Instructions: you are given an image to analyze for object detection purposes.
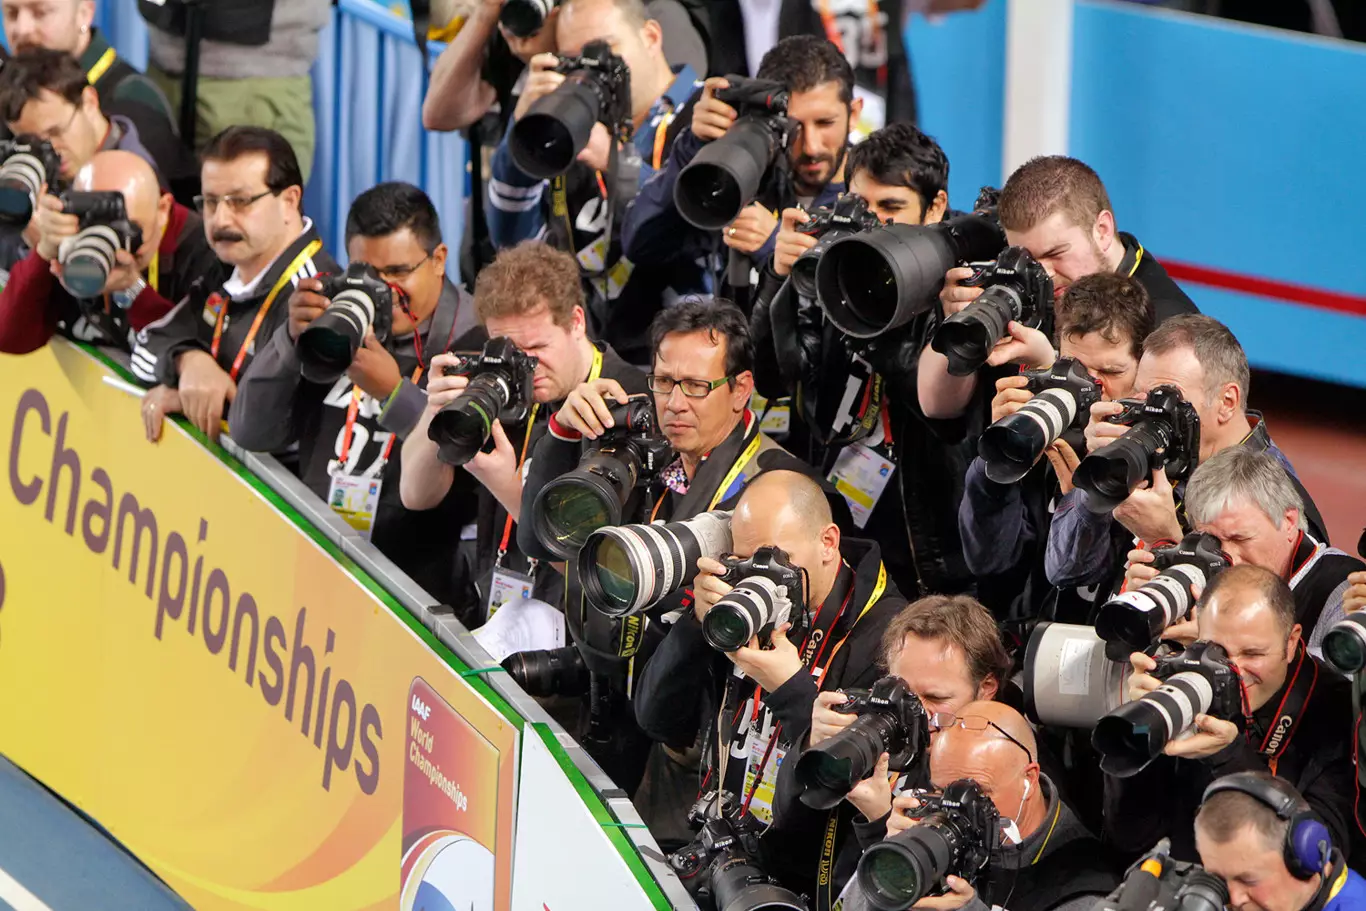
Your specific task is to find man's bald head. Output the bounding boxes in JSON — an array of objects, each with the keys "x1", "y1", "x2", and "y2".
[
  {"x1": 735, "y1": 469, "x2": 832, "y2": 532},
  {"x1": 72, "y1": 150, "x2": 172, "y2": 266},
  {"x1": 930, "y1": 701, "x2": 1045, "y2": 834},
  {"x1": 730, "y1": 470, "x2": 842, "y2": 611}
]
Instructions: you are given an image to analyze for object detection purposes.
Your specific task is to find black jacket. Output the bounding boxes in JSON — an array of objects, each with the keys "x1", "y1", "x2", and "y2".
[
  {"x1": 226, "y1": 278, "x2": 485, "y2": 609},
  {"x1": 131, "y1": 222, "x2": 335, "y2": 387},
  {"x1": 1289, "y1": 530, "x2": 1366, "y2": 658},
  {"x1": 636, "y1": 539, "x2": 905, "y2": 900},
  {"x1": 1119, "y1": 232, "x2": 1198, "y2": 323},
  {"x1": 1102, "y1": 646, "x2": 1355, "y2": 864}
]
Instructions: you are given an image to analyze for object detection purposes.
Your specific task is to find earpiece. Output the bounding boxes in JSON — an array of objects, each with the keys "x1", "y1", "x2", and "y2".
[{"x1": 1021, "y1": 779, "x2": 1031, "y2": 799}]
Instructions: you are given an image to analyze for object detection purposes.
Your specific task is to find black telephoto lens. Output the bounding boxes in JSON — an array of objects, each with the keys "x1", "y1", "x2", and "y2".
[
  {"x1": 510, "y1": 77, "x2": 601, "y2": 179},
  {"x1": 675, "y1": 117, "x2": 783, "y2": 230},
  {"x1": 859, "y1": 825, "x2": 955, "y2": 911},
  {"x1": 932, "y1": 285, "x2": 1020, "y2": 376},
  {"x1": 501, "y1": 646, "x2": 590, "y2": 698},
  {"x1": 1073, "y1": 419, "x2": 1173, "y2": 512},
  {"x1": 710, "y1": 855, "x2": 808, "y2": 911},
  {"x1": 795, "y1": 713, "x2": 898, "y2": 810},
  {"x1": 429, "y1": 372, "x2": 509, "y2": 467},
  {"x1": 531, "y1": 447, "x2": 644, "y2": 560},
  {"x1": 1175, "y1": 870, "x2": 1230, "y2": 911}
]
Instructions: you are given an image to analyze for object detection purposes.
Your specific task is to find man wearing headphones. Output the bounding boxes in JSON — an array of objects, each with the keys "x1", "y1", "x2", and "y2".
[{"x1": 1196, "y1": 771, "x2": 1366, "y2": 911}]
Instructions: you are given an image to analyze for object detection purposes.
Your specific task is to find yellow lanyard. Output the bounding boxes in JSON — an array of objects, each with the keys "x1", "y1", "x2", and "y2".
[
  {"x1": 86, "y1": 47, "x2": 117, "y2": 85},
  {"x1": 211, "y1": 240, "x2": 322, "y2": 381},
  {"x1": 149, "y1": 248, "x2": 159, "y2": 294},
  {"x1": 708, "y1": 429, "x2": 764, "y2": 510}
]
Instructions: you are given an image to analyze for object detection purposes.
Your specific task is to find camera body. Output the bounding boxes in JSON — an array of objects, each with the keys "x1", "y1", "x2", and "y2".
[
  {"x1": 703, "y1": 545, "x2": 807, "y2": 652},
  {"x1": 791, "y1": 194, "x2": 883, "y2": 298},
  {"x1": 429, "y1": 336, "x2": 539, "y2": 466},
  {"x1": 550, "y1": 39, "x2": 631, "y2": 129},
  {"x1": 978, "y1": 356, "x2": 1102, "y2": 484},
  {"x1": 714, "y1": 77, "x2": 791, "y2": 119},
  {"x1": 1095, "y1": 532, "x2": 1231, "y2": 655},
  {"x1": 313, "y1": 263, "x2": 395, "y2": 343},
  {"x1": 1074, "y1": 384, "x2": 1201, "y2": 512},
  {"x1": 931, "y1": 245, "x2": 1054, "y2": 376},
  {"x1": 671, "y1": 791, "x2": 806, "y2": 911},
  {"x1": 834, "y1": 677, "x2": 927, "y2": 772},
  {"x1": 1148, "y1": 641, "x2": 1242, "y2": 716},
  {"x1": 56, "y1": 190, "x2": 144, "y2": 299},
  {"x1": 0, "y1": 135, "x2": 61, "y2": 226},
  {"x1": 294, "y1": 262, "x2": 397, "y2": 383}
]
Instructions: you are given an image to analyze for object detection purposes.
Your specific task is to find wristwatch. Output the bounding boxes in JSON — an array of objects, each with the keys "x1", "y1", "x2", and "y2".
[{"x1": 112, "y1": 276, "x2": 148, "y2": 310}]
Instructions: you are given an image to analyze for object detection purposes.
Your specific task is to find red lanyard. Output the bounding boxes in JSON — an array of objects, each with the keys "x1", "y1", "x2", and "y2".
[{"x1": 495, "y1": 402, "x2": 541, "y2": 562}]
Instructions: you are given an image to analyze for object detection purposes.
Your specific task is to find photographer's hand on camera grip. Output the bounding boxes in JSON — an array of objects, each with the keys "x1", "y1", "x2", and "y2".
[
  {"x1": 984, "y1": 321, "x2": 1056, "y2": 371},
  {"x1": 811, "y1": 691, "x2": 859, "y2": 747},
  {"x1": 690, "y1": 77, "x2": 738, "y2": 142},
  {"x1": 345, "y1": 334, "x2": 403, "y2": 401},
  {"x1": 33, "y1": 193, "x2": 77, "y2": 262},
  {"x1": 772, "y1": 208, "x2": 814, "y2": 277},
  {"x1": 940, "y1": 266, "x2": 985, "y2": 316},
  {"x1": 990, "y1": 374, "x2": 1033, "y2": 425},
  {"x1": 556, "y1": 377, "x2": 630, "y2": 439},
  {"x1": 1083, "y1": 400, "x2": 1127, "y2": 454},
  {"x1": 1345, "y1": 572, "x2": 1366, "y2": 615},
  {"x1": 723, "y1": 203, "x2": 778, "y2": 256}
]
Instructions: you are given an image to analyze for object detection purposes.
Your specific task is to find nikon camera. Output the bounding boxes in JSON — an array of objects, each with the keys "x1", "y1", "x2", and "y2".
[
  {"x1": 0, "y1": 135, "x2": 60, "y2": 226},
  {"x1": 1073, "y1": 385, "x2": 1201, "y2": 513},
  {"x1": 795, "y1": 676, "x2": 928, "y2": 810},
  {"x1": 1095, "y1": 532, "x2": 1231, "y2": 655},
  {"x1": 670, "y1": 791, "x2": 807, "y2": 911},
  {"x1": 1093, "y1": 838, "x2": 1227, "y2": 911},
  {"x1": 856, "y1": 779, "x2": 1000, "y2": 911},
  {"x1": 675, "y1": 77, "x2": 792, "y2": 230},
  {"x1": 531, "y1": 397, "x2": 673, "y2": 560},
  {"x1": 790, "y1": 194, "x2": 883, "y2": 299},
  {"x1": 295, "y1": 262, "x2": 394, "y2": 384},
  {"x1": 978, "y1": 356, "x2": 1102, "y2": 483},
  {"x1": 930, "y1": 246, "x2": 1054, "y2": 376},
  {"x1": 56, "y1": 191, "x2": 143, "y2": 299},
  {"x1": 509, "y1": 40, "x2": 631, "y2": 179},
  {"x1": 428, "y1": 336, "x2": 538, "y2": 467}
]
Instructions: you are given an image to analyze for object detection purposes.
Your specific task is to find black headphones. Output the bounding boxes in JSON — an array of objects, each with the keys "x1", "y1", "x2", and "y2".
[{"x1": 1201, "y1": 772, "x2": 1332, "y2": 880}]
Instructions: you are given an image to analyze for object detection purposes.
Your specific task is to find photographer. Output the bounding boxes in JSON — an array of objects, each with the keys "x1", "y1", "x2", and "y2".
[
  {"x1": 133, "y1": 127, "x2": 334, "y2": 443},
  {"x1": 840, "y1": 701, "x2": 1118, "y2": 911},
  {"x1": 1196, "y1": 772, "x2": 1366, "y2": 911},
  {"x1": 400, "y1": 240, "x2": 645, "y2": 619},
  {"x1": 226, "y1": 183, "x2": 486, "y2": 610},
  {"x1": 635, "y1": 469, "x2": 904, "y2": 900},
  {"x1": 918, "y1": 155, "x2": 1197, "y2": 424},
  {"x1": 1046, "y1": 314, "x2": 1328, "y2": 597},
  {"x1": 1104, "y1": 564, "x2": 1355, "y2": 863},
  {"x1": 0, "y1": 149, "x2": 213, "y2": 354},
  {"x1": 622, "y1": 33, "x2": 860, "y2": 306},
  {"x1": 487, "y1": 0, "x2": 701, "y2": 363},
  {"x1": 752, "y1": 122, "x2": 965, "y2": 597},
  {"x1": 1123, "y1": 448, "x2": 1366, "y2": 660},
  {"x1": 960, "y1": 272, "x2": 1155, "y2": 624}
]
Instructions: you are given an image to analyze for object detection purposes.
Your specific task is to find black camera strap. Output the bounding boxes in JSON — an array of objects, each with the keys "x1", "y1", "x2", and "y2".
[{"x1": 1256, "y1": 641, "x2": 1316, "y2": 770}]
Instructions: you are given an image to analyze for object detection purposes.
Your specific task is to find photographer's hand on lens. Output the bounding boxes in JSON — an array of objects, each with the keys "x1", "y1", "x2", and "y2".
[
  {"x1": 846, "y1": 752, "x2": 894, "y2": 822},
  {"x1": 913, "y1": 875, "x2": 977, "y2": 911},
  {"x1": 141, "y1": 384, "x2": 181, "y2": 443},
  {"x1": 34, "y1": 192, "x2": 78, "y2": 262},
  {"x1": 1044, "y1": 438, "x2": 1081, "y2": 494},
  {"x1": 692, "y1": 556, "x2": 734, "y2": 623},
  {"x1": 103, "y1": 249, "x2": 144, "y2": 294},
  {"x1": 576, "y1": 122, "x2": 615, "y2": 172},
  {"x1": 729, "y1": 622, "x2": 804, "y2": 693},
  {"x1": 690, "y1": 77, "x2": 738, "y2": 142},
  {"x1": 940, "y1": 266, "x2": 985, "y2": 317},
  {"x1": 723, "y1": 203, "x2": 778, "y2": 256},
  {"x1": 176, "y1": 349, "x2": 236, "y2": 442},
  {"x1": 1083, "y1": 400, "x2": 1128, "y2": 454},
  {"x1": 811, "y1": 690, "x2": 859, "y2": 747},
  {"x1": 513, "y1": 53, "x2": 566, "y2": 121},
  {"x1": 990, "y1": 375, "x2": 1034, "y2": 425},
  {"x1": 984, "y1": 321, "x2": 1056, "y2": 370},
  {"x1": 287, "y1": 278, "x2": 330, "y2": 342},
  {"x1": 1123, "y1": 547, "x2": 1161, "y2": 590},
  {"x1": 556, "y1": 377, "x2": 631, "y2": 439},
  {"x1": 773, "y1": 207, "x2": 815, "y2": 277},
  {"x1": 346, "y1": 332, "x2": 403, "y2": 401},
  {"x1": 1113, "y1": 467, "x2": 1183, "y2": 543},
  {"x1": 887, "y1": 792, "x2": 928, "y2": 838},
  {"x1": 1162, "y1": 713, "x2": 1239, "y2": 760},
  {"x1": 464, "y1": 418, "x2": 520, "y2": 486},
  {"x1": 1343, "y1": 571, "x2": 1366, "y2": 615}
]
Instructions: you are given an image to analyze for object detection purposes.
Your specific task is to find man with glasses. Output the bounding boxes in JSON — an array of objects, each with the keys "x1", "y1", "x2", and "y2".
[
  {"x1": 0, "y1": 149, "x2": 214, "y2": 354},
  {"x1": 133, "y1": 126, "x2": 333, "y2": 443},
  {"x1": 836, "y1": 701, "x2": 1118, "y2": 911}
]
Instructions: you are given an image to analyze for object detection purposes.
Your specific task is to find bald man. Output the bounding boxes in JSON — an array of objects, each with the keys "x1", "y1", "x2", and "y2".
[
  {"x1": 0, "y1": 149, "x2": 216, "y2": 354},
  {"x1": 841, "y1": 701, "x2": 1117, "y2": 911},
  {"x1": 635, "y1": 468, "x2": 906, "y2": 900}
]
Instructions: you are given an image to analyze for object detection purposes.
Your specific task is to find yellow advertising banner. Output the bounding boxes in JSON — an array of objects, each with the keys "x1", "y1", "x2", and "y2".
[{"x1": 0, "y1": 342, "x2": 519, "y2": 910}]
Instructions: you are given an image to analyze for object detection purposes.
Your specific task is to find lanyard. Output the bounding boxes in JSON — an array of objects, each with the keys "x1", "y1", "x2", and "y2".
[
  {"x1": 708, "y1": 431, "x2": 764, "y2": 510},
  {"x1": 652, "y1": 111, "x2": 674, "y2": 170},
  {"x1": 496, "y1": 346, "x2": 604, "y2": 564},
  {"x1": 210, "y1": 239, "x2": 322, "y2": 382},
  {"x1": 149, "y1": 248, "x2": 159, "y2": 293},
  {"x1": 1257, "y1": 641, "x2": 1317, "y2": 770},
  {"x1": 86, "y1": 47, "x2": 117, "y2": 85}
]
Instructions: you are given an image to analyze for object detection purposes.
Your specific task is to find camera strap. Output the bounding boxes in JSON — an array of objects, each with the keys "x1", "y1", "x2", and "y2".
[
  {"x1": 706, "y1": 431, "x2": 765, "y2": 511},
  {"x1": 86, "y1": 47, "x2": 118, "y2": 86},
  {"x1": 1256, "y1": 640, "x2": 1316, "y2": 770},
  {"x1": 210, "y1": 239, "x2": 322, "y2": 382}
]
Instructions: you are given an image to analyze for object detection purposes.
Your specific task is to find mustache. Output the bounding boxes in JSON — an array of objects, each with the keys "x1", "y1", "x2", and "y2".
[
  {"x1": 795, "y1": 154, "x2": 833, "y2": 167},
  {"x1": 211, "y1": 230, "x2": 245, "y2": 243}
]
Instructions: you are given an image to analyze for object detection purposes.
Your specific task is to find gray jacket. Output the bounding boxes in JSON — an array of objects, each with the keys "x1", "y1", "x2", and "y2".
[{"x1": 147, "y1": 0, "x2": 332, "y2": 80}]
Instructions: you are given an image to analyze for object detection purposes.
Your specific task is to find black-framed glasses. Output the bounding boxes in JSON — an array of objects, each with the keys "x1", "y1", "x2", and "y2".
[
  {"x1": 193, "y1": 189, "x2": 275, "y2": 214},
  {"x1": 646, "y1": 374, "x2": 733, "y2": 398},
  {"x1": 928, "y1": 713, "x2": 1035, "y2": 765},
  {"x1": 36, "y1": 104, "x2": 81, "y2": 143},
  {"x1": 374, "y1": 251, "x2": 434, "y2": 281}
]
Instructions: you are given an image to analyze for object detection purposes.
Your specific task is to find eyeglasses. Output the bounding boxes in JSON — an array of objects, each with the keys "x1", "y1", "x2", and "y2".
[
  {"x1": 928, "y1": 713, "x2": 1035, "y2": 765},
  {"x1": 374, "y1": 252, "x2": 433, "y2": 281},
  {"x1": 646, "y1": 374, "x2": 733, "y2": 398},
  {"x1": 193, "y1": 189, "x2": 275, "y2": 214},
  {"x1": 36, "y1": 105, "x2": 80, "y2": 143}
]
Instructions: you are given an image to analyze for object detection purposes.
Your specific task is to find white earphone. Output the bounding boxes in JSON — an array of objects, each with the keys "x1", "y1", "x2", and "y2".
[{"x1": 1022, "y1": 779, "x2": 1031, "y2": 798}]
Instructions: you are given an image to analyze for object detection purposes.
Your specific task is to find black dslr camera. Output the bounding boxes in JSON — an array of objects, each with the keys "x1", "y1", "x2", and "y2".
[
  {"x1": 931, "y1": 245, "x2": 1054, "y2": 376},
  {"x1": 1095, "y1": 838, "x2": 1228, "y2": 911},
  {"x1": 670, "y1": 791, "x2": 808, "y2": 911},
  {"x1": 1073, "y1": 384, "x2": 1201, "y2": 512},
  {"x1": 56, "y1": 191, "x2": 144, "y2": 299},
  {"x1": 702, "y1": 545, "x2": 807, "y2": 652},
  {"x1": 429, "y1": 336, "x2": 538, "y2": 467},
  {"x1": 795, "y1": 676, "x2": 928, "y2": 810},
  {"x1": 857, "y1": 779, "x2": 1000, "y2": 910},
  {"x1": 531, "y1": 397, "x2": 674, "y2": 560},
  {"x1": 675, "y1": 76, "x2": 793, "y2": 230},
  {"x1": 295, "y1": 262, "x2": 395, "y2": 384},
  {"x1": 1096, "y1": 532, "x2": 1231, "y2": 655},
  {"x1": 0, "y1": 135, "x2": 61, "y2": 226},
  {"x1": 509, "y1": 39, "x2": 631, "y2": 179},
  {"x1": 790, "y1": 194, "x2": 884, "y2": 298},
  {"x1": 1093, "y1": 640, "x2": 1243, "y2": 777},
  {"x1": 978, "y1": 356, "x2": 1102, "y2": 484}
]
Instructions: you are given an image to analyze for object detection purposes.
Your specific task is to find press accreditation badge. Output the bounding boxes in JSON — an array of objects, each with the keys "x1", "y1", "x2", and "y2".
[
  {"x1": 828, "y1": 443, "x2": 895, "y2": 529},
  {"x1": 741, "y1": 711, "x2": 786, "y2": 826},
  {"x1": 750, "y1": 393, "x2": 792, "y2": 437},
  {"x1": 487, "y1": 566, "x2": 535, "y2": 621},
  {"x1": 327, "y1": 473, "x2": 381, "y2": 540}
]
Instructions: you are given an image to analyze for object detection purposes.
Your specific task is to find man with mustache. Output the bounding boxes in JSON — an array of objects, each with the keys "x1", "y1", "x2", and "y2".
[
  {"x1": 1107, "y1": 564, "x2": 1354, "y2": 865},
  {"x1": 131, "y1": 126, "x2": 335, "y2": 442},
  {"x1": 623, "y1": 34, "x2": 861, "y2": 308}
]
